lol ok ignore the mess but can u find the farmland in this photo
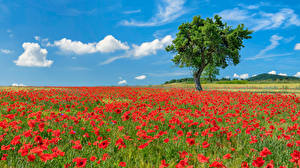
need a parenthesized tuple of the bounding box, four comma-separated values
(0, 86, 299, 167)
(159, 83, 300, 96)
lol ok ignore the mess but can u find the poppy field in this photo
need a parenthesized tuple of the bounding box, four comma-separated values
(0, 87, 299, 168)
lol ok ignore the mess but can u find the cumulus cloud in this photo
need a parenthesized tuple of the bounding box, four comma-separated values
(12, 83, 25, 87)
(118, 80, 127, 85)
(278, 73, 287, 76)
(268, 70, 276, 75)
(295, 43, 300, 50)
(233, 73, 249, 79)
(14, 43, 53, 67)
(233, 73, 239, 78)
(135, 75, 146, 80)
(218, 7, 300, 31)
(132, 35, 173, 58)
(100, 35, 173, 65)
(121, 0, 186, 26)
(294, 72, 300, 77)
(53, 35, 129, 55)
(0, 49, 12, 54)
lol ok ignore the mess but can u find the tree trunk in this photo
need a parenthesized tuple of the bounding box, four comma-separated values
(209, 76, 212, 83)
(193, 68, 203, 91)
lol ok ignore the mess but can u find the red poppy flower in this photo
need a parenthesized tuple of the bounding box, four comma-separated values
(223, 153, 231, 159)
(119, 162, 126, 167)
(197, 154, 209, 163)
(177, 130, 184, 137)
(241, 161, 249, 168)
(202, 141, 210, 148)
(186, 138, 195, 145)
(209, 161, 225, 167)
(260, 147, 272, 157)
(73, 157, 87, 167)
(90, 156, 97, 161)
(252, 157, 265, 167)
(27, 154, 36, 162)
(159, 160, 169, 168)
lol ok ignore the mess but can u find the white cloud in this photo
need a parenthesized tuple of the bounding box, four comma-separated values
(294, 72, 300, 77)
(255, 35, 282, 56)
(244, 5, 260, 10)
(218, 7, 300, 31)
(100, 35, 173, 65)
(252, 74, 257, 77)
(123, 9, 141, 14)
(12, 83, 25, 87)
(233, 73, 239, 78)
(53, 35, 129, 55)
(35, 37, 49, 47)
(240, 74, 249, 79)
(6, 29, 13, 38)
(238, 2, 267, 10)
(268, 70, 276, 75)
(121, 0, 186, 26)
(278, 73, 287, 76)
(295, 43, 300, 50)
(218, 8, 249, 21)
(100, 55, 130, 65)
(233, 73, 249, 79)
(14, 42, 53, 67)
(118, 80, 127, 85)
(132, 35, 173, 58)
(259, 8, 300, 30)
(135, 75, 146, 80)
(0, 49, 12, 54)
(34, 36, 40, 41)
(246, 35, 291, 60)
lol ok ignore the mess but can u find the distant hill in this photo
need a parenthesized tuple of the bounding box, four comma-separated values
(163, 73, 300, 84)
(248, 73, 300, 81)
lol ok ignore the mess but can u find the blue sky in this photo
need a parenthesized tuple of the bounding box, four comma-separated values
(0, 0, 299, 86)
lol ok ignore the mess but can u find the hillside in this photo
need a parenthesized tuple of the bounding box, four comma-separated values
(248, 73, 300, 81)
(163, 73, 300, 84)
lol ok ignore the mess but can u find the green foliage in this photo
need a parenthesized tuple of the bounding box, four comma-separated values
(164, 78, 210, 84)
(166, 15, 253, 70)
(248, 73, 300, 81)
(202, 64, 220, 82)
(166, 15, 252, 90)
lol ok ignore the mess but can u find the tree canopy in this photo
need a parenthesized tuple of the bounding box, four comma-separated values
(166, 15, 253, 90)
(202, 64, 220, 82)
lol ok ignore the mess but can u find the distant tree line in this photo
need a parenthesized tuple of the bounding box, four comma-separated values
(164, 73, 300, 85)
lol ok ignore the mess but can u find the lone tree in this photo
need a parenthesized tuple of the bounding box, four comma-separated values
(202, 64, 220, 83)
(166, 15, 252, 91)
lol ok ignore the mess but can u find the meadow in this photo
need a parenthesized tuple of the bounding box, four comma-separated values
(159, 83, 300, 96)
(0, 86, 299, 167)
